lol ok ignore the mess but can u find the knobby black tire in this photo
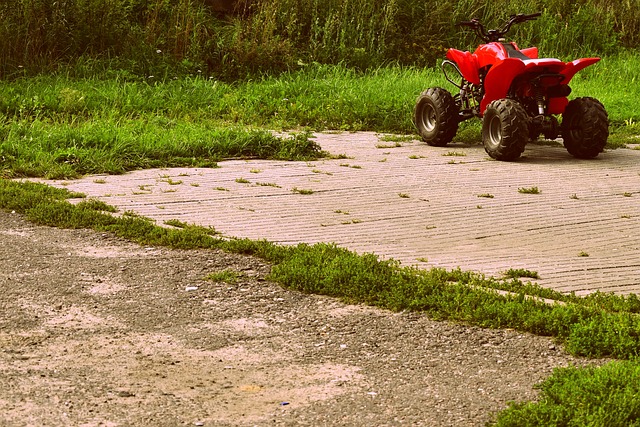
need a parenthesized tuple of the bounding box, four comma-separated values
(561, 97, 609, 159)
(414, 87, 459, 147)
(482, 98, 529, 161)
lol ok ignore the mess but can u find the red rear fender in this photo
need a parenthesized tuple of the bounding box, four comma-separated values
(520, 47, 538, 59)
(446, 49, 480, 85)
(561, 58, 600, 84)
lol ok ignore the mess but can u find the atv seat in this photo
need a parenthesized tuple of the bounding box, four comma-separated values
(502, 43, 532, 60)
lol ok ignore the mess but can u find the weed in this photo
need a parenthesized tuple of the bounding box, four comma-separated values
(378, 134, 414, 143)
(93, 179, 106, 184)
(292, 187, 314, 195)
(165, 179, 182, 185)
(504, 268, 540, 280)
(398, 193, 410, 198)
(235, 178, 250, 184)
(408, 155, 425, 159)
(376, 143, 402, 149)
(442, 151, 466, 157)
(205, 270, 242, 284)
(190, 183, 200, 187)
(570, 193, 579, 199)
(250, 169, 262, 174)
(312, 169, 333, 175)
(623, 192, 632, 197)
(518, 186, 540, 194)
(215, 187, 229, 191)
(256, 182, 281, 188)
(579, 251, 590, 257)
(164, 219, 188, 228)
(478, 193, 494, 198)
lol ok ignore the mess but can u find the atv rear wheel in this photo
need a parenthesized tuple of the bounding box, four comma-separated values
(482, 99, 529, 161)
(414, 87, 459, 146)
(561, 97, 609, 159)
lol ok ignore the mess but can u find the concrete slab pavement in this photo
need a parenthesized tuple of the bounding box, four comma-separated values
(38, 133, 640, 295)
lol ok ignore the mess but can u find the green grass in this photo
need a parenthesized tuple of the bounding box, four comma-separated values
(489, 360, 640, 426)
(291, 187, 314, 195)
(3, 55, 637, 173)
(504, 268, 540, 279)
(205, 270, 242, 284)
(518, 186, 541, 194)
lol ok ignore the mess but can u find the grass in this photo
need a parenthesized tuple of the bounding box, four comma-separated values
(518, 186, 540, 194)
(2, 54, 639, 181)
(504, 268, 540, 280)
(205, 270, 242, 284)
(442, 151, 467, 157)
(291, 187, 314, 195)
(490, 360, 640, 426)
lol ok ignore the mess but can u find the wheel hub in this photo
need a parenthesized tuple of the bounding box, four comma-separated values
(487, 115, 502, 148)
(421, 104, 437, 132)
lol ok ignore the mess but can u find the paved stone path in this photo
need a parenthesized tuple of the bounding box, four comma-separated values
(42, 133, 640, 295)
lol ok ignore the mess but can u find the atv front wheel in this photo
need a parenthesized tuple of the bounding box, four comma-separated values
(561, 97, 609, 159)
(414, 87, 459, 146)
(482, 99, 529, 161)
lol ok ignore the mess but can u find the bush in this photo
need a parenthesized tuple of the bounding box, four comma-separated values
(1, 0, 638, 79)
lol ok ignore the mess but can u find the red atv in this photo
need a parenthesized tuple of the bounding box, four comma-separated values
(415, 13, 609, 160)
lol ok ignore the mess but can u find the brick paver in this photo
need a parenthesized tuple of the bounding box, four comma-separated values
(38, 133, 640, 295)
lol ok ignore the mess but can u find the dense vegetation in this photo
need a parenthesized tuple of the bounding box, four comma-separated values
(3, 1, 640, 425)
(2, 0, 639, 79)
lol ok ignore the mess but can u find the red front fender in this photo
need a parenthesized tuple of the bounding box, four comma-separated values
(446, 49, 480, 85)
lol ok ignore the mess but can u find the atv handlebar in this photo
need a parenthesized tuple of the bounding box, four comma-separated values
(459, 12, 541, 42)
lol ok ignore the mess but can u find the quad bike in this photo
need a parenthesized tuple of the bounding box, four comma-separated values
(414, 12, 609, 160)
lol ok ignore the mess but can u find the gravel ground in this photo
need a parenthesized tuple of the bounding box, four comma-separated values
(0, 210, 596, 426)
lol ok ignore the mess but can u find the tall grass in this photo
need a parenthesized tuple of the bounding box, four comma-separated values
(2, 53, 638, 179)
(1, 0, 638, 79)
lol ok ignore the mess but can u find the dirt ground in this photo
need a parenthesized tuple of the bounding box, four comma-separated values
(0, 210, 596, 427)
